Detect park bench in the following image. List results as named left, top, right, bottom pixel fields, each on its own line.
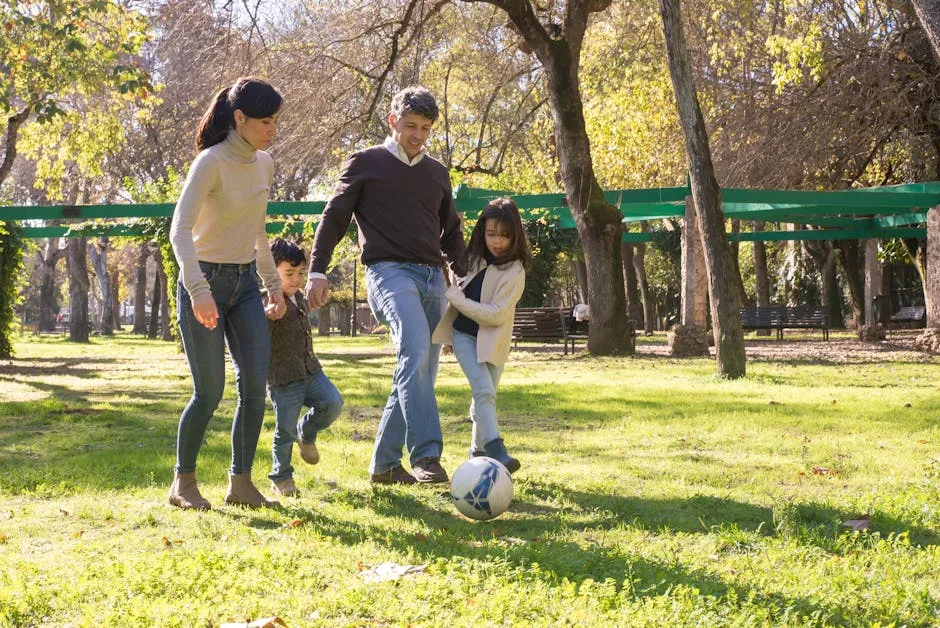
left=512, top=307, right=636, bottom=354
left=512, top=307, right=573, bottom=353
left=740, top=306, right=829, bottom=340
left=890, top=305, right=926, bottom=329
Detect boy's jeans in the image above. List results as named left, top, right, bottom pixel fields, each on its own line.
left=268, top=371, right=343, bottom=483
left=365, top=261, right=445, bottom=474
left=176, top=261, right=270, bottom=475
left=451, top=329, right=504, bottom=451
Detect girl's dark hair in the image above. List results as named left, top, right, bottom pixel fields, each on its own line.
left=270, top=238, right=306, bottom=266
left=194, top=76, right=283, bottom=154
left=462, top=197, right=532, bottom=270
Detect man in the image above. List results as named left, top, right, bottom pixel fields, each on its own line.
left=306, top=86, right=466, bottom=485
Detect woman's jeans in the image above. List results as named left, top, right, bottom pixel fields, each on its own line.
left=365, top=262, right=445, bottom=474
left=268, top=372, right=343, bottom=483
left=175, top=261, right=270, bottom=475
left=451, top=329, right=504, bottom=451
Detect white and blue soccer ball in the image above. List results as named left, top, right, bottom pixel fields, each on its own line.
left=450, top=457, right=513, bottom=520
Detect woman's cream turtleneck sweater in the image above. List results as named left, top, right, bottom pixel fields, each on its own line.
left=170, top=130, right=281, bottom=299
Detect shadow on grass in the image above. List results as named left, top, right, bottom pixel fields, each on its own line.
left=293, top=486, right=863, bottom=625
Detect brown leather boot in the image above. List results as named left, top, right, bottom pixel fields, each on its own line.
left=224, top=472, right=280, bottom=508
left=168, top=471, right=211, bottom=511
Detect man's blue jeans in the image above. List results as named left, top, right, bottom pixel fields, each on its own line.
left=268, top=371, right=343, bottom=483
left=365, top=262, right=446, bottom=474
left=175, top=261, right=270, bottom=475
left=451, top=329, right=504, bottom=451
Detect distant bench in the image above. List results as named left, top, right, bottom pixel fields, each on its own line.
left=740, top=306, right=830, bottom=340
left=512, top=307, right=635, bottom=354
left=890, top=305, right=926, bottom=329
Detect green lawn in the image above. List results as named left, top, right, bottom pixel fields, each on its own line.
left=0, top=332, right=938, bottom=626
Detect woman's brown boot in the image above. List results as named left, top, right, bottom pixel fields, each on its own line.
left=168, top=471, right=211, bottom=510
left=224, top=472, right=280, bottom=508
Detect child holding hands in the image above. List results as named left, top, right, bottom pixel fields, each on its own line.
left=433, top=198, right=532, bottom=473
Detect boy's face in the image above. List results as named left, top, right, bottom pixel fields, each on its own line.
left=276, top=261, right=305, bottom=298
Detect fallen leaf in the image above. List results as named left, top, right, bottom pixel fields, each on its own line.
left=358, top=562, right=426, bottom=583
left=917, top=439, right=929, bottom=444
left=414, top=532, right=428, bottom=542
left=831, top=399, right=837, bottom=404
left=904, top=403, right=912, bottom=408
left=769, top=401, right=781, bottom=405
left=59, top=509, right=69, bottom=517
left=72, top=530, right=83, bottom=539
left=0, top=534, right=7, bottom=543
left=282, top=519, right=305, bottom=529
left=161, top=536, right=172, bottom=547
left=350, top=431, right=367, bottom=441
left=841, top=515, right=871, bottom=532
left=220, top=617, right=288, bottom=628
left=497, top=536, right=526, bottom=545
left=811, top=466, right=831, bottom=475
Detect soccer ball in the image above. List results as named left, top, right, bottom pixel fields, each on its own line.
left=449, top=457, right=513, bottom=520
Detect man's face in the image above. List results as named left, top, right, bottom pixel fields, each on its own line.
left=389, top=112, right=433, bottom=159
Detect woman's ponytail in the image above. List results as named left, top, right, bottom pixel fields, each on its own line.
left=194, top=87, right=233, bottom=154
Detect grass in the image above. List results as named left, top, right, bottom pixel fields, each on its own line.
left=0, top=331, right=938, bottom=627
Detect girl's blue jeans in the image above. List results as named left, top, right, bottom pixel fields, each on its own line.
left=175, top=261, right=270, bottom=475
left=268, top=371, right=343, bottom=483
left=451, top=329, right=504, bottom=451
left=365, top=261, right=445, bottom=474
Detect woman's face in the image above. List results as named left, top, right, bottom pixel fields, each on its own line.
left=234, top=108, right=280, bottom=151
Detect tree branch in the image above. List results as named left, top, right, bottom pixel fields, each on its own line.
left=0, top=107, right=32, bottom=188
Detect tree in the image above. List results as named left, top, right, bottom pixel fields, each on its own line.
left=461, top=0, right=632, bottom=354
left=660, top=0, right=746, bottom=377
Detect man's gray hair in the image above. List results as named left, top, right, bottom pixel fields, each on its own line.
left=390, top=86, right=439, bottom=122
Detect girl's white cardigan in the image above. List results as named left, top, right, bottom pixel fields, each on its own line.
left=432, top=260, right=525, bottom=367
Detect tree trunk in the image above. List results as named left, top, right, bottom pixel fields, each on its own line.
left=728, top=220, right=747, bottom=308
left=110, top=267, right=122, bottom=331
left=752, top=226, right=771, bottom=336
left=481, top=0, right=630, bottom=354
left=835, top=240, right=865, bottom=326
left=157, top=252, right=172, bottom=341
left=318, top=306, right=331, bottom=336
left=571, top=259, right=588, bottom=304
left=911, top=0, right=940, bottom=62
left=39, top=238, right=65, bottom=332
left=621, top=241, right=643, bottom=327
left=66, top=237, right=90, bottom=343
left=88, top=237, right=113, bottom=336
left=660, top=0, right=746, bottom=378
left=148, top=248, right=161, bottom=339
left=133, top=242, right=149, bottom=334
left=633, top=241, right=653, bottom=333
left=805, top=240, right=842, bottom=328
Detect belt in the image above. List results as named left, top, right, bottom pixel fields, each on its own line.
left=199, top=261, right=255, bottom=271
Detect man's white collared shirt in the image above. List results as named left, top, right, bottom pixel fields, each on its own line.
left=383, top=137, right=425, bottom=166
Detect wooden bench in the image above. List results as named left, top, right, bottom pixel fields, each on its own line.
left=512, top=307, right=573, bottom=353
left=512, top=307, right=636, bottom=354
left=890, top=305, right=926, bottom=329
left=740, top=306, right=830, bottom=340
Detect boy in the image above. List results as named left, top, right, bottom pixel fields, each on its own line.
left=265, top=238, right=343, bottom=497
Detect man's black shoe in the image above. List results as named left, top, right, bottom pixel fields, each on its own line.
left=370, top=464, right=417, bottom=485
left=412, top=457, right=449, bottom=484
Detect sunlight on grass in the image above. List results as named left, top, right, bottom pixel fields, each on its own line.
left=0, top=331, right=938, bottom=626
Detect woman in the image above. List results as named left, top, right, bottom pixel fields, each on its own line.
left=168, top=77, right=285, bottom=510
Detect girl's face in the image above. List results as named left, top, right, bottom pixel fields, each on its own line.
left=484, top=218, right=512, bottom=259
left=234, top=108, right=280, bottom=151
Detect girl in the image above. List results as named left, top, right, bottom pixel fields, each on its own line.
left=168, top=77, right=286, bottom=510
left=432, top=198, right=532, bottom=473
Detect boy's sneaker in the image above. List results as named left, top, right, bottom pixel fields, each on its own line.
left=271, top=478, right=300, bottom=497
left=412, top=457, right=448, bottom=484
left=298, top=441, right=319, bottom=465
left=370, top=464, right=417, bottom=485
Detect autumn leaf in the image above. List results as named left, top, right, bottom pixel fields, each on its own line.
left=282, top=519, right=305, bottom=529
left=917, top=439, right=929, bottom=444
left=811, top=466, right=831, bottom=475
left=161, top=536, right=172, bottom=547
left=841, top=515, right=871, bottom=532
left=220, top=617, right=287, bottom=628
left=72, top=530, right=83, bottom=539
left=414, top=532, right=428, bottom=542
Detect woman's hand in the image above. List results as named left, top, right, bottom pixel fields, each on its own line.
left=192, top=293, right=219, bottom=330
left=445, top=285, right=463, bottom=303
left=265, top=291, right=286, bottom=320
